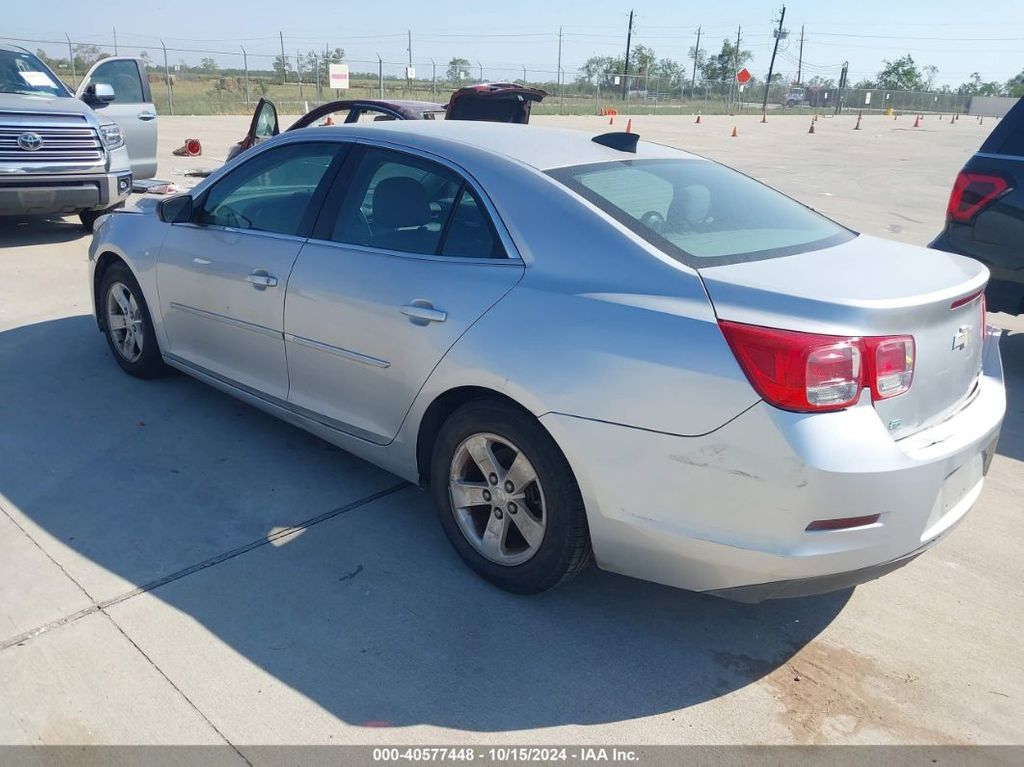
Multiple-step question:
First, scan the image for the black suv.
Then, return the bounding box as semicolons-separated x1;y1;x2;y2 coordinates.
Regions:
931;99;1024;314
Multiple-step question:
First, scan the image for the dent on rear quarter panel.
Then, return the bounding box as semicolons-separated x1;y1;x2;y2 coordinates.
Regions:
417;160;760;437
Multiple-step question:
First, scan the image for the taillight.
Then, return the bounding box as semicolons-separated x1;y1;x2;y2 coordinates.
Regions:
719;321;915;413
869;337;914;399
946;171;1010;223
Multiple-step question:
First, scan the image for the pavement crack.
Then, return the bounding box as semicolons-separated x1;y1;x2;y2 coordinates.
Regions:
0;481;410;652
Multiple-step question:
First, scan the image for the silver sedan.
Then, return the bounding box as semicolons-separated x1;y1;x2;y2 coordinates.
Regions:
88;121;1006;601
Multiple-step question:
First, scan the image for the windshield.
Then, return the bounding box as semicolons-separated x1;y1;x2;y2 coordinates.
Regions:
548;158;853;266
0;49;70;97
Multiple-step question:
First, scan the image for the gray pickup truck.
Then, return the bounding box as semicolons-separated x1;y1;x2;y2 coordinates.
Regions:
1;44;157;229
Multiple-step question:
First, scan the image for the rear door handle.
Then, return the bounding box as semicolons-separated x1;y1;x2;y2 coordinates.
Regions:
401;302;447;324
246;271;278;289
138;111;157;121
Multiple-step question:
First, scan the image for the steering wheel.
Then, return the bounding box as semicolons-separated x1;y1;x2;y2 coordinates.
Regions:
640;210;666;233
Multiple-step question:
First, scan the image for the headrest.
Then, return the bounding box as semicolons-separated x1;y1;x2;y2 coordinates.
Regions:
372;177;430;228
668;185;711;227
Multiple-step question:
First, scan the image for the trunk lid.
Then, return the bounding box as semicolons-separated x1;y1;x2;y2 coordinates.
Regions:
445;83;547;124
700;234;988;438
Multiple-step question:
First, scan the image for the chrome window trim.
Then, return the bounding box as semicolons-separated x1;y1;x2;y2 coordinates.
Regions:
301;236;524;267
168;222;309;244
284;333;390;368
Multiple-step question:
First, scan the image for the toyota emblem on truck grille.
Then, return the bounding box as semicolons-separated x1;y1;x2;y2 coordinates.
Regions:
17;132;43;151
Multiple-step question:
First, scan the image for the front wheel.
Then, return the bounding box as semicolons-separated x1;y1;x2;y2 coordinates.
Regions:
99;262;169;379
430;401;592;593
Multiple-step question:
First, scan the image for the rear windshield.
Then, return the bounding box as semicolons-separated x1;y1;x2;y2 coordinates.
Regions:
548;158;853;266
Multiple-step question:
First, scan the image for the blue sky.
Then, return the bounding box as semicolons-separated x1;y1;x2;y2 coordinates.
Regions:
5;0;1022;86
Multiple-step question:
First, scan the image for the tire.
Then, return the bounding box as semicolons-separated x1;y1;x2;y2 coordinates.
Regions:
430;400;592;593
80;202;124;232
99;262;170;379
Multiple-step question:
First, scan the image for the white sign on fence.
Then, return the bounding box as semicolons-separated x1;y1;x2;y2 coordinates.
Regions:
406;66;416;79
865;92;872;105
329;63;350;90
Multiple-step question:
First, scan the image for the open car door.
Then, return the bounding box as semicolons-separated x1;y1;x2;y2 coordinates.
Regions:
227;98;279;161
77;57;158;178
445;83;547;124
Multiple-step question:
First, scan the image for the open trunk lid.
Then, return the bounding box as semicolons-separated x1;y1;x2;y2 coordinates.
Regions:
445;83;547;124
701;234;989;439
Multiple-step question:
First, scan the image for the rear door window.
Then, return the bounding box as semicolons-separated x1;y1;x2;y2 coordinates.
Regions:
330;147;505;259
549;158;854;266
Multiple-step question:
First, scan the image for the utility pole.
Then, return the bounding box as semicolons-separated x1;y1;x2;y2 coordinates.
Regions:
407;30;412;93
835;60;848;116
296;49;303;101
161;40;173;115
557;26;564;115
241;45;249;105
796;24;804;84
279;31;286;84
761;5;786;121
622;10;634;99
377;54;383;98
690;25;701;98
113;27;118;56
66;33;77;88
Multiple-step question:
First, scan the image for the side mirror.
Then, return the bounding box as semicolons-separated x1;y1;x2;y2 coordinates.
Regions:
158;195;194;224
83;82;116;103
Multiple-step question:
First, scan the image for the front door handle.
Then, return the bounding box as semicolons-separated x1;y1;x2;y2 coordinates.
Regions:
138;111;157;121
401;301;447;325
246;271;278;289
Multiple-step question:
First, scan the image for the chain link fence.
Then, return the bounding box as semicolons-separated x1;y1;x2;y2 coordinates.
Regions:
2;33;974;118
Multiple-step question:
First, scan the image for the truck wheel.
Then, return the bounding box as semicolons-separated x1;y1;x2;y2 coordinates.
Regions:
430;400;592;593
80;203;124;232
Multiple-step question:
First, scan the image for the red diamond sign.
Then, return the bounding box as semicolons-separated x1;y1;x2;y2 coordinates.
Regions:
736;68;751;85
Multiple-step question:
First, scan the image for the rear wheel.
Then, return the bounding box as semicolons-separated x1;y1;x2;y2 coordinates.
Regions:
99;262;169;379
430;401;592;593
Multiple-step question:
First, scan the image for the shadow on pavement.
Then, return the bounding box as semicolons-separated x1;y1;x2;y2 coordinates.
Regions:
0;316;851;731
0;216;87;247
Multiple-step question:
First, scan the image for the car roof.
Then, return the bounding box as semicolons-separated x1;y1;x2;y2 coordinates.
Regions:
297;120;696;171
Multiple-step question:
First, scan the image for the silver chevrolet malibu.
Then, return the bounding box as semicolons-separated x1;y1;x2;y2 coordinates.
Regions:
88;121;1005;601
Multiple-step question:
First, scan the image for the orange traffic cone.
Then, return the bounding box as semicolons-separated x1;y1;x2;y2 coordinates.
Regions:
172;138;202;157
913;114;920;128
854;113;862;130
731;125;738;137
808;120;815;134
625;119;632;133
695;113;701;124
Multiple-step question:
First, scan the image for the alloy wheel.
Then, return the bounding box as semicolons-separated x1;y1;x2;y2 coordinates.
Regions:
106;281;144;363
448;432;547;566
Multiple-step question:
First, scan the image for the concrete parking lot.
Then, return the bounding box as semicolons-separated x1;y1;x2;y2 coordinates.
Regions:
0;113;1021;749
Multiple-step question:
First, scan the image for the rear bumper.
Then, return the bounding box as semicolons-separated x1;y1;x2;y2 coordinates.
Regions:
0;172;132;216
541;326;1005;601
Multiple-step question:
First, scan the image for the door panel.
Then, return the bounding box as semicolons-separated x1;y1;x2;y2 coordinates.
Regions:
284;144;523;443
156;141;343;398
158;226;303;399
285;244;523;442
78;57;158;178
